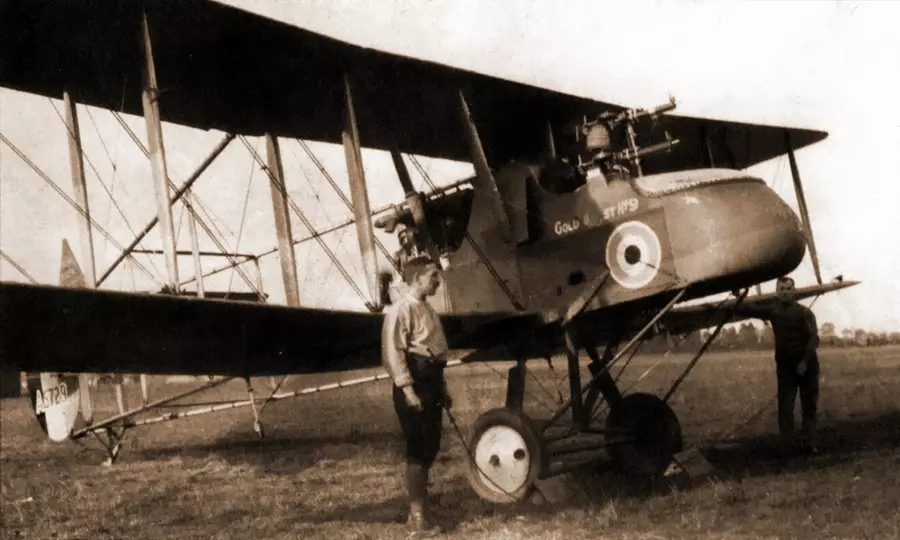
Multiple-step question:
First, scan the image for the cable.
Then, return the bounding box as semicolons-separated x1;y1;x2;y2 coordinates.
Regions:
0;132;163;288
48;98;165;283
0;249;38;283
226;143;258;295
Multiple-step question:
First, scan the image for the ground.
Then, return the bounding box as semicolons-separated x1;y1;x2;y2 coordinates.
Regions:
2;346;899;539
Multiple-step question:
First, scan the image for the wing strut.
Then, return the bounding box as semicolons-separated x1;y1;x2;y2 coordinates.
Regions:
62;92;97;287
265;134;301;307
342;75;380;310
141;14;180;292
785;129;822;285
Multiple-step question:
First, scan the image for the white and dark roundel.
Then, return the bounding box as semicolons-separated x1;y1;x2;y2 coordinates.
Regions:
605;221;661;289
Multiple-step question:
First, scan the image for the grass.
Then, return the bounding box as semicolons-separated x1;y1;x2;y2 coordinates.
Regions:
2;346;899;539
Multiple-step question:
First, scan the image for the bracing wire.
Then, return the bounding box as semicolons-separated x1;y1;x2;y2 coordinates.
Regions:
0;249;38;284
0;131;164;289
85;105;123;261
226;141;258;295
238;135;370;309
48;98;166;283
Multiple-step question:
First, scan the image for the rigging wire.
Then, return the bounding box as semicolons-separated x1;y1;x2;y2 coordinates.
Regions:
106;111;253;294
296;139;400;274
227;140;259;295
0;131;164;288
291;141;362;287
0;249;38;284
48;98;165;283
109;109;237;243
239;135;370;309
85;105;124;261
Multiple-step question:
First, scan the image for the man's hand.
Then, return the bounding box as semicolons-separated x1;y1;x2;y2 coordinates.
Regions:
796;359;808;376
402;386;422;412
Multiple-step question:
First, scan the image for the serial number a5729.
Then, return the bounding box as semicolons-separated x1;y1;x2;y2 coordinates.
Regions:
35;383;69;414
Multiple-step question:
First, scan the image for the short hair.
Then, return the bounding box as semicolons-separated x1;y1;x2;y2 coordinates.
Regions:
777;276;795;287
402;256;438;285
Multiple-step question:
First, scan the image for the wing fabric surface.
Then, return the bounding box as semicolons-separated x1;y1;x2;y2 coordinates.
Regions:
661;281;860;336
0;0;825;171
0;282;538;376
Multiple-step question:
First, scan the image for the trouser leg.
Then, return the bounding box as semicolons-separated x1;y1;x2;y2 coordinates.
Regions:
393;380;444;504
776;370;799;452
799;363;820;447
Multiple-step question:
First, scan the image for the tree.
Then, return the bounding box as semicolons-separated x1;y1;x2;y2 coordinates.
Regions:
854;328;869;347
820;321;837;347
737;322;759;349
758;324;775;348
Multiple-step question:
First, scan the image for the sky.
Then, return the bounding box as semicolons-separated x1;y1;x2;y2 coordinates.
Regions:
1;0;898;332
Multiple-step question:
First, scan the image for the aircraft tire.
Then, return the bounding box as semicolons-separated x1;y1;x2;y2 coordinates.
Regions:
605;393;682;476
466;408;544;503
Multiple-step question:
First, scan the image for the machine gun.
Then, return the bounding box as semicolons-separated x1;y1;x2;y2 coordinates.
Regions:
576;96;681;178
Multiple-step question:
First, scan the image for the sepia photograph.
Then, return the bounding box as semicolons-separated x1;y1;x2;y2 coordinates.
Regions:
2;1;898;538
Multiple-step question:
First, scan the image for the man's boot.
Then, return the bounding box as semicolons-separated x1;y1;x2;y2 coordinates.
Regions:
406;464;442;536
800;419;819;456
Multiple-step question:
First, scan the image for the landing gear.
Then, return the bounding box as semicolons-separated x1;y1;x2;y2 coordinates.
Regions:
466;408;544;503
605;393;682;476
462;289;698;502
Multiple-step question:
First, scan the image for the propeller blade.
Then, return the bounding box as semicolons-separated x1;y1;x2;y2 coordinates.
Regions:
342;74;379;310
388;146;442;265
389;144;416;197
458;91;512;242
785;130;822;285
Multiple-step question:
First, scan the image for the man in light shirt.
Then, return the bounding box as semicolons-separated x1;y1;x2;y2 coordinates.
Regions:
382;257;451;536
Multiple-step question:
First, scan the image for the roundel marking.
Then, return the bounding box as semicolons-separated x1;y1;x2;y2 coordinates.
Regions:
605;220;662;289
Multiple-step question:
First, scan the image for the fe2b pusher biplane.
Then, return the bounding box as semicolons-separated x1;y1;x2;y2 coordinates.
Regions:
0;1;858;502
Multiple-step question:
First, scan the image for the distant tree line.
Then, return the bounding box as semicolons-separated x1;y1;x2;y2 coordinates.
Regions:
641;321;900;355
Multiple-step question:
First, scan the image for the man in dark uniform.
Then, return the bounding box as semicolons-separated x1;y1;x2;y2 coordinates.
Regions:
382;257;451;536
735;276;821;456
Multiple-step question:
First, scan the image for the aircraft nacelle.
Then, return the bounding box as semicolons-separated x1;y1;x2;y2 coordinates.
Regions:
396;164;806;316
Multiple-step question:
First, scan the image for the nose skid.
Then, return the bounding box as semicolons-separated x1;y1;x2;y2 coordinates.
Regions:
664;178;807;290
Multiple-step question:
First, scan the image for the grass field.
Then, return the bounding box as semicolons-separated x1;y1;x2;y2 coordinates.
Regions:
2;346;899;539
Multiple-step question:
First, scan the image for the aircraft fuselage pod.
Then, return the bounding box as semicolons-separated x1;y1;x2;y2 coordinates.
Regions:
408;165;806;316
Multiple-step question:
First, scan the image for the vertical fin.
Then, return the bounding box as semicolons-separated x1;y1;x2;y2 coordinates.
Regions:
458;91;512;242
59;239;87;288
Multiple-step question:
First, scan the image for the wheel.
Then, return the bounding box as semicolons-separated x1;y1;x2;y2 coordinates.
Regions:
466;408;544;503
605;393;682;476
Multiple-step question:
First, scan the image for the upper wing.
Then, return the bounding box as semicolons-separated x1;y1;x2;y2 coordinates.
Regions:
662;280;861;336
0;0;825;171
0;281;540;376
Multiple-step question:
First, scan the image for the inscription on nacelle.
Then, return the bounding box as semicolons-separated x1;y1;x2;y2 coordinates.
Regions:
553;219;581;236
552;198;641;237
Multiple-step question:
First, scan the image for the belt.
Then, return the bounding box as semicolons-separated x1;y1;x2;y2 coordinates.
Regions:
408;353;447;376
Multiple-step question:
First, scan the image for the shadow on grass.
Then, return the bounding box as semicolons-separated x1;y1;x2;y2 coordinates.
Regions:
117;410;900;533
703;410;900;478
131;429;401;474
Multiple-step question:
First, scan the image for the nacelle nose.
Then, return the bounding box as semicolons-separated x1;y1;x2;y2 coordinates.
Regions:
657;172;806;293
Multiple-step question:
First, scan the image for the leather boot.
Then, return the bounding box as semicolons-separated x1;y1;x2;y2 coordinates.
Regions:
406;464;442;536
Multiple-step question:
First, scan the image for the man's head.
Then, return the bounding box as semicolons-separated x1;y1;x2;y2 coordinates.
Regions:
776;276;796;303
403;257;441;298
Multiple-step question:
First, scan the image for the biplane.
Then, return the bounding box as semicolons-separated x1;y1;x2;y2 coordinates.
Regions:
0;0;858;502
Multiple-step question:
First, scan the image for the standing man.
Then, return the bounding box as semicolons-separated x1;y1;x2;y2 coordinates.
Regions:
735;276;821;456
382;256;451;536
